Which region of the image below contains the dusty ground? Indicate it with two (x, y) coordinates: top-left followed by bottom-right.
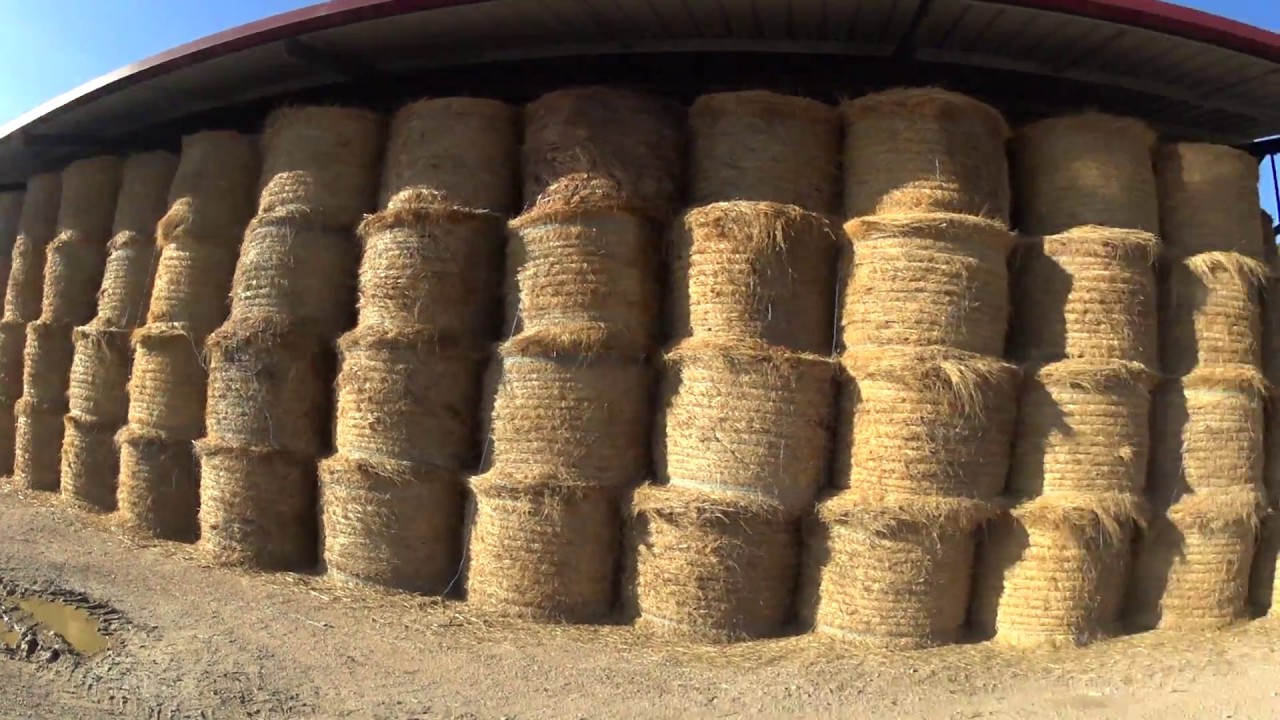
(0, 485), (1278, 720)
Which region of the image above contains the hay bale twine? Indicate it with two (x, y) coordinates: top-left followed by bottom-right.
(334, 326), (483, 467)
(40, 235), (107, 325)
(117, 428), (200, 542)
(1008, 360), (1157, 499)
(67, 326), (131, 425)
(465, 472), (620, 622)
(669, 202), (837, 353)
(21, 320), (75, 409)
(55, 156), (123, 241)
(836, 349), (1018, 499)
(523, 87), (683, 216)
(842, 88), (1010, 223)
(146, 238), (239, 337)
(1008, 227), (1159, 366)
(0, 191), (22, 290)
(1160, 252), (1268, 376)
(1148, 366), (1265, 510)
(59, 414), (119, 512)
(356, 206), (505, 338)
(256, 106), (384, 228)
(658, 339), (835, 514)
(13, 397), (65, 491)
(319, 455), (465, 594)
(1249, 513), (1280, 616)
(506, 207), (658, 355)
(94, 233), (158, 330)
(1157, 143), (1265, 258)
(126, 324), (209, 439)
(971, 495), (1139, 648)
(2, 173), (61, 322)
(688, 91), (839, 212)
(379, 98), (519, 214)
(159, 131), (259, 246)
(485, 341), (651, 489)
(204, 319), (333, 457)
(1128, 487), (1261, 632)
(0, 319), (25, 405)
(799, 493), (994, 648)
(841, 214), (1014, 356)
(1011, 113), (1158, 235)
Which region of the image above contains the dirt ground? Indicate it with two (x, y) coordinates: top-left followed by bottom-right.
(0, 485), (1278, 719)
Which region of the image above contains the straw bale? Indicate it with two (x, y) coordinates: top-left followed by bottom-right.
(228, 211), (359, 339)
(0, 191), (22, 290)
(836, 348), (1018, 499)
(59, 414), (119, 512)
(842, 88), (1010, 223)
(40, 235), (107, 325)
(146, 237), (239, 337)
(798, 492), (995, 648)
(334, 326), (483, 467)
(256, 106), (384, 228)
(67, 326), (131, 425)
(523, 87), (683, 217)
(1160, 252), (1268, 376)
(13, 397), (65, 491)
(197, 439), (317, 570)
(117, 428), (200, 542)
(93, 233), (157, 329)
(465, 472), (621, 622)
(669, 202), (838, 353)
(204, 319), (333, 457)
(158, 131), (260, 245)
(55, 156), (123, 241)
(21, 320), (74, 410)
(971, 494), (1141, 648)
(1249, 513), (1279, 616)
(1008, 227), (1159, 366)
(485, 345), (651, 489)
(356, 205), (505, 339)
(1157, 143), (1265, 258)
(1008, 360), (1157, 499)
(110, 151), (177, 237)
(0, 319), (25, 405)
(126, 324), (209, 439)
(506, 207), (658, 355)
(689, 91), (839, 212)
(657, 339), (836, 514)
(17, 173), (61, 243)
(841, 213), (1014, 356)
(2, 174), (61, 322)
(1128, 486), (1262, 631)
(319, 455), (465, 594)
(379, 97), (519, 214)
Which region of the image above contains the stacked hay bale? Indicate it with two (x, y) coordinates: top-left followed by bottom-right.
(799, 88), (1016, 648)
(466, 87), (681, 621)
(60, 152), (177, 511)
(117, 132), (259, 540)
(15, 158), (122, 491)
(0, 192), (22, 292)
(972, 114), (1160, 648)
(199, 108), (383, 568)
(0, 174), (60, 475)
(1249, 209), (1278, 615)
(1128, 143), (1269, 632)
(320, 98), (517, 593)
(629, 92), (839, 641)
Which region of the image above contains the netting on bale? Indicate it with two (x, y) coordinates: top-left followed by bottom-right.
(158, 131), (260, 246)
(688, 91), (839, 213)
(1157, 143), (1265, 258)
(842, 88), (1011, 224)
(840, 214), (1014, 357)
(1159, 252), (1268, 377)
(3, 173), (61, 322)
(117, 427), (201, 542)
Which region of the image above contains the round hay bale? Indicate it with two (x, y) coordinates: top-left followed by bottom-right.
(0, 191), (22, 290)
(522, 87), (683, 217)
(126, 324), (210, 439)
(506, 207), (658, 356)
(486, 343), (651, 489)
(146, 237), (239, 337)
(0, 319), (26, 405)
(3, 173), (61, 322)
(626, 484), (798, 642)
(117, 428), (200, 542)
(1160, 252), (1268, 376)
(379, 97), (519, 214)
(95, 233), (158, 330)
(356, 205), (505, 339)
(256, 106), (384, 228)
(465, 472), (620, 622)
(1011, 113), (1158, 235)
(970, 495), (1140, 648)
(17, 173), (61, 242)
(55, 156), (123, 241)
(798, 493), (995, 648)
(158, 131), (260, 246)
(1128, 486), (1262, 632)
(59, 413), (119, 512)
(669, 202), (838, 354)
(67, 326), (132, 425)
(836, 348), (1018, 499)
(658, 339), (836, 514)
(40, 235), (107, 325)
(841, 214), (1014, 356)
(1008, 360), (1157, 499)
(1007, 227), (1159, 366)
(688, 91), (839, 212)
(204, 319), (333, 457)
(13, 397), (65, 491)
(197, 438), (318, 570)
(228, 211), (360, 339)
(1148, 365), (1265, 510)
(319, 455), (466, 594)
(21, 320), (74, 410)
(111, 151), (177, 238)
(842, 88), (1010, 223)
(1157, 143), (1264, 258)
(1249, 513), (1279, 617)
